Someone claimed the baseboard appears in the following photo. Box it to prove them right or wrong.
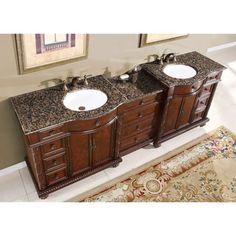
[0,161,27,177]
[207,41,236,53]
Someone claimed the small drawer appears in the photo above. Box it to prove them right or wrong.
[68,110,116,132]
[118,92,163,114]
[46,167,67,186]
[39,125,65,141]
[200,84,213,97]
[120,128,154,151]
[197,96,210,109]
[206,72,221,85]
[121,102,158,124]
[43,152,66,172]
[174,81,202,95]
[40,138,65,156]
[121,115,157,138]
[193,111,205,122]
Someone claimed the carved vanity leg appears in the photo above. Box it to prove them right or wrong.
[39,194,49,199]
[153,141,161,148]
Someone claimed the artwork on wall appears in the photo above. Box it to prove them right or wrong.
[139,34,188,47]
[15,34,88,74]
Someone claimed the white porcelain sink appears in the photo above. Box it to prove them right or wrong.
[63,89,108,111]
[163,64,197,79]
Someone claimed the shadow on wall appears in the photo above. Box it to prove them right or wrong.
[0,98,25,170]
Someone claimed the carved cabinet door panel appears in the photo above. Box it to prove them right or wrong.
[163,96,182,134]
[69,132,92,176]
[93,119,117,168]
[176,93,197,129]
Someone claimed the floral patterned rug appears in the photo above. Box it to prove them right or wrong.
[74,126,236,202]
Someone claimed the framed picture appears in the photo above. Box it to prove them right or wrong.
[15,34,88,74]
[139,34,188,48]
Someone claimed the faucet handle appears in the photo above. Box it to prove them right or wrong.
[83,74,92,86]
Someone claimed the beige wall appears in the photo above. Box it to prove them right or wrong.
[0,34,236,170]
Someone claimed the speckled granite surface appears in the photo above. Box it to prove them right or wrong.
[11,76,126,134]
[106,69,164,101]
[142,51,226,87]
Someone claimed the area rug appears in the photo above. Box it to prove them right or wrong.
[72,126,236,202]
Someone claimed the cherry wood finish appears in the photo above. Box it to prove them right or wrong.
[117,92,165,157]
[21,72,222,199]
[153,71,223,147]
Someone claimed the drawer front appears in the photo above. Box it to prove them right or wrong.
[46,167,67,186]
[68,110,116,132]
[118,93,163,114]
[120,129,154,151]
[206,72,221,85]
[43,152,66,172]
[121,102,158,124]
[196,96,210,111]
[193,111,205,122]
[40,138,65,156]
[174,81,202,95]
[121,115,157,138]
[39,125,65,141]
[200,84,213,97]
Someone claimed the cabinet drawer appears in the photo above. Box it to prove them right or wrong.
[118,93,163,114]
[174,81,202,95]
[121,115,157,138]
[39,125,65,141]
[193,111,205,122]
[200,84,213,97]
[68,110,116,132]
[206,72,221,85]
[43,152,66,172]
[121,102,158,124]
[40,138,65,156]
[120,129,154,151]
[46,167,67,186]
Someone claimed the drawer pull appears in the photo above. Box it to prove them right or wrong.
[95,120,100,127]
[136,125,140,131]
[200,101,204,105]
[138,113,143,118]
[54,174,59,180]
[49,130,55,136]
[204,87,208,91]
[50,144,56,150]
[192,86,196,90]
[139,100,144,105]
[53,160,57,166]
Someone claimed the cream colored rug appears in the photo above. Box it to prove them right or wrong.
[71,126,236,202]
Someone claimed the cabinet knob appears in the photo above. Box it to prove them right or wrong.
[192,86,196,90]
[95,120,100,127]
[50,144,56,150]
[139,100,144,105]
[138,113,143,118]
[53,160,57,166]
[49,130,55,136]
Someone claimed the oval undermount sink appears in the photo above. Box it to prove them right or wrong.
[63,89,108,111]
[163,64,197,79]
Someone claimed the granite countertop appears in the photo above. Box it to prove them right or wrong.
[142,51,226,87]
[106,69,164,101]
[11,75,127,134]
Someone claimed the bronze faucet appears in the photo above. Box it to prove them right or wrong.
[163,53,177,63]
[150,53,177,65]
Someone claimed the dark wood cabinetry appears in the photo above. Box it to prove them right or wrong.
[117,93,164,156]
[154,72,222,147]
[20,70,223,199]
[24,110,121,199]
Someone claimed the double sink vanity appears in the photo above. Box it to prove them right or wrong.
[11,51,226,198]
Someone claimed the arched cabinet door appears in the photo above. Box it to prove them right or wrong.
[69,115,118,177]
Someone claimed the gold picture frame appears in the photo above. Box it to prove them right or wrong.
[15,34,89,74]
[139,34,188,48]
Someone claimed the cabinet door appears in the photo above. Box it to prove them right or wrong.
[163,96,182,134]
[69,132,92,176]
[93,119,117,167]
[176,94,197,128]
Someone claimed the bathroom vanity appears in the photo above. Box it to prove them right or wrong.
[11,51,226,198]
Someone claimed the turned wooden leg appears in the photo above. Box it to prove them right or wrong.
[112,163,120,168]
[153,141,161,148]
[39,194,49,199]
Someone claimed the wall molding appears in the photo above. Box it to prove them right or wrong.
[207,41,236,52]
[0,161,26,177]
